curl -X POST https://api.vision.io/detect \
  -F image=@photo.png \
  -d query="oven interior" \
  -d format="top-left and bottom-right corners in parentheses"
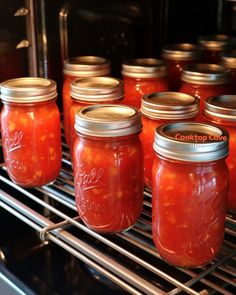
top-left (1, 0), bottom-right (236, 294)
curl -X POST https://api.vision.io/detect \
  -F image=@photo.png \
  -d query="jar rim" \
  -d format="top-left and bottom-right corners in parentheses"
top-left (161, 43), bottom-right (201, 61)
top-left (122, 58), bottom-right (167, 78)
top-left (153, 122), bottom-right (229, 162)
top-left (63, 56), bottom-right (110, 76)
top-left (141, 92), bottom-right (199, 120)
top-left (181, 63), bottom-right (230, 84)
top-left (0, 77), bottom-right (57, 103)
top-left (74, 104), bottom-right (142, 137)
top-left (204, 95), bottom-right (236, 122)
top-left (70, 77), bottom-right (124, 102)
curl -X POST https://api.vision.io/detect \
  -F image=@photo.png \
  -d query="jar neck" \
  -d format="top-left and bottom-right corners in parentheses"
top-left (1, 98), bottom-right (57, 107)
top-left (75, 132), bottom-right (141, 142)
top-left (155, 152), bottom-right (227, 167)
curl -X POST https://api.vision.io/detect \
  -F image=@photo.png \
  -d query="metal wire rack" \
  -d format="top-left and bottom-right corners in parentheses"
top-left (0, 138), bottom-right (236, 295)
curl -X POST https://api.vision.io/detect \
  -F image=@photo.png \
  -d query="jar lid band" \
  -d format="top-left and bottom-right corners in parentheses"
top-left (141, 92), bottom-right (199, 120)
top-left (122, 58), bottom-right (167, 78)
top-left (0, 77), bottom-right (57, 103)
top-left (204, 95), bottom-right (236, 122)
top-left (153, 122), bottom-right (229, 162)
top-left (75, 104), bottom-right (142, 137)
top-left (161, 43), bottom-right (201, 61)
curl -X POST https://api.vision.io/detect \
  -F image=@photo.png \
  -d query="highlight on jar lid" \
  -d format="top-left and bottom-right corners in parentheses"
top-left (161, 43), bottom-right (201, 60)
top-left (63, 56), bottom-right (110, 76)
top-left (0, 77), bottom-right (57, 103)
top-left (141, 92), bottom-right (199, 119)
top-left (70, 77), bottom-right (124, 101)
top-left (121, 58), bottom-right (167, 78)
top-left (204, 95), bottom-right (236, 121)
top-left (74, 104), bottom-right (142, 137)
top-left (198, 34), bottom-right (233, 51)
top-left (181, 63), bottom-right (231, 84)
top-left (153, 122), bottom-right (229, 162)
top-left (221, 51), bottom-right (236, 69)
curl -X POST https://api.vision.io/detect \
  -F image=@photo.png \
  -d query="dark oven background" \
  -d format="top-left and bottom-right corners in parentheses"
top-left (1, 1), bottom-right (236, 295)
top-left (0, 0), bottom-right (228, 90)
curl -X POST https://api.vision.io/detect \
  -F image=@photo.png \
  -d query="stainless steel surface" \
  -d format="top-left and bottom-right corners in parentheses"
top-left (0, 132), bottom-right (236, 295)
top-left (24, 0), bottom-right (38, 76)
top-left (59, 2), bottom-right (71, 61)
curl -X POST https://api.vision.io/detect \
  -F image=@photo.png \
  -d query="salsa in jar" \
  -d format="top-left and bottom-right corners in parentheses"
top-left (161, 43), bottom-right (201, 91)
top-left (73, 104), bottom-right (143, 233)
top-left (62, 56), bottom-right (110, 144)
top-left (204, 95), bottom-right (236, 210)
top-left (69, 77), bottom-right (123, 150)
top-left (140, 92), bottom-right (199, 189)
top-left (0, 77), bottom-right (62, 187)
top-left (152, 122), bottom-right (229, 268)
top-left (122, 58), bottom-right (169, 108)
top-left (179, 63), bottom-right (231, 116)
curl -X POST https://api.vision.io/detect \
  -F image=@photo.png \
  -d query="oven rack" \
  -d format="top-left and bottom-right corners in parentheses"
top-left (0, 141), bottom-right (236, 295)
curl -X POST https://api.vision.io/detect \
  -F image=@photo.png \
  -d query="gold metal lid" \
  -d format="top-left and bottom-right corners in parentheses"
top-left (0, 77), bottom-right (57, 103)
top-left (161, 43), bottom-right (201, 61)
top-left (181, 64), bottom-right (231, 85)
top-left (122, 58), bottom-right (167, 78)
top-left (70, 77), bottom-right (124, 102)
top-left (204, 95), bottom-right (236, 122)
top-left (221, 51), bottom-right (236, 69)
top-left (75, 104), bottom-right (142, 137)
top-left (198, 34), bottom-right (233, 51)
top-left (141, 92), bottom-right (199, 119)
top-left (63, 56), bottom-right (110, 77)
top-left (153, 122), bottom-right (229, 162)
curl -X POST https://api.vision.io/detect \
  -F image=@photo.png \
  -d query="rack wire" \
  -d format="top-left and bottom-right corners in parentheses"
top-left (0, 139), bottom-right (236, 295)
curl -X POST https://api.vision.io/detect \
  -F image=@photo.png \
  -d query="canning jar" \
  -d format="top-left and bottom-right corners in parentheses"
top-left (161, 43), bottom-right (201, 91)
top-left (198, 34), bottom-right (233, 64)
top-left (204, 95), bottom-right (236, 210)
top-left (122, 58), bottom-right (169, 108)
top-left (140, 92), bottom-right (199, 189)
top-left (69, 77), bottom-right (123, 150)
top-left (62, 56), bottom-right (110, 144)
top-left (179, 64), bottom-right (231, 114)
top-left (73, 104), bottom-right (143, 233)
top-left (152, 122), bottom-right (229, 268)
top-left (0, 77), bottom-right (62, 187)
top-left (220, 52), bottom-right (236, 93)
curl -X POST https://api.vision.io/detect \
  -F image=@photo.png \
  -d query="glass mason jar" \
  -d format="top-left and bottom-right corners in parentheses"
top-left (152, 122), bottom-right (229, 268)
top-left (140, 92), bottom-right (199, 189)
top-left (198, 34), bottom-right (233, 64)
top-left (73, 104), bottom-right (143, 233)
top-left (62, 56), bottom-right (110, 144)
top-left (220, 52), bottom-right (236, 93)
top-left (179, 64), bottom-right (231, 115)
top-left (69, 77), bottom-right (123, 150)
top-left (161, 43), bottom-right (201, 91)
top-left (204, 95), bottom-right (236, 210)
top-left (122, 58), bottom-right (169, 108)
top-left (0, 77), bottom-right (62, 187)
